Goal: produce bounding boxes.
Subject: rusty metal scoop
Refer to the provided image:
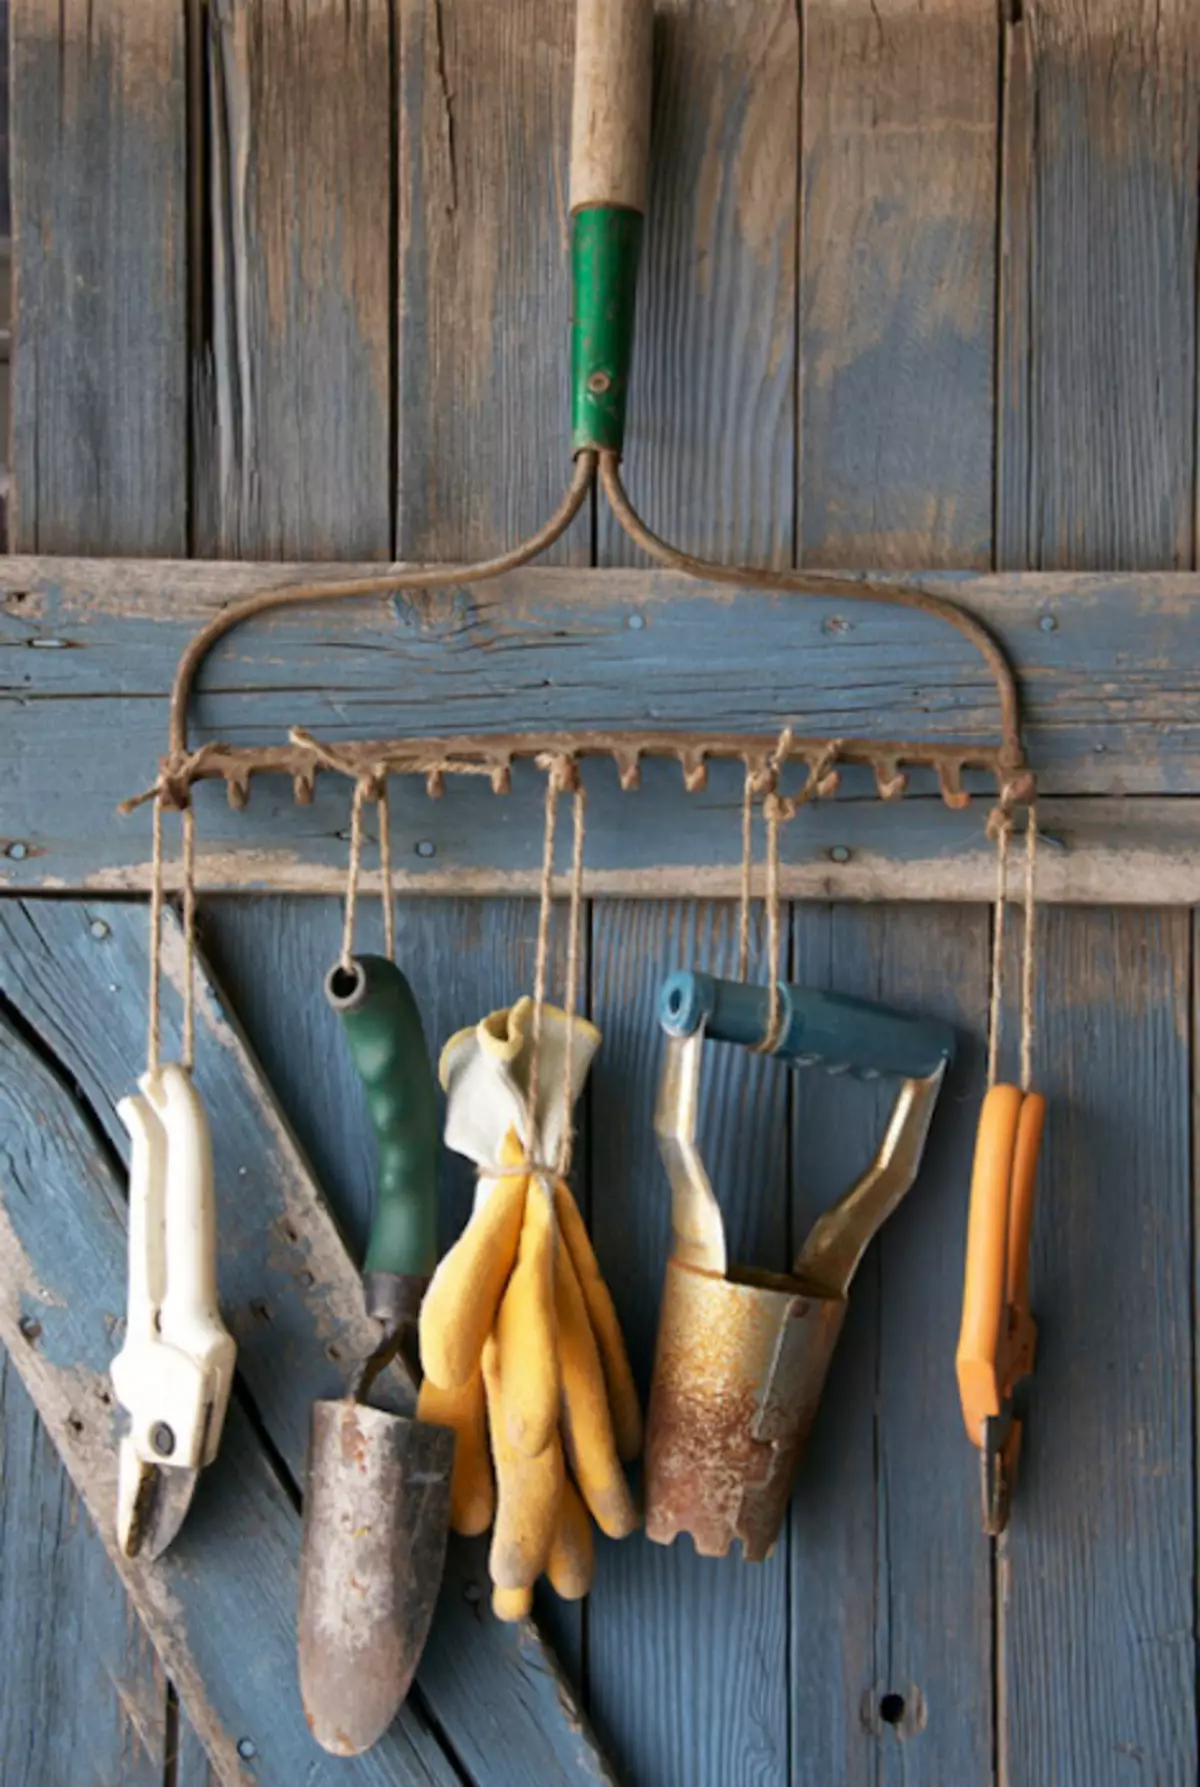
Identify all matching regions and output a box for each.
[645,970,955,1561]
[300,1335,453,1756]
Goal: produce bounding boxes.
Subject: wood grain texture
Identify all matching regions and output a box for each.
[0,897,612,1786]
[799,0,997,569]
[1002,911,1194,1784]
[602,0,798,567]
[788,906,991,1787]
[997,0,1200,571]
[0,1357,167,1787]
[395,0,587,562]
[0,993,460,1787]
[10,0,186,555]
[587,900,789,1787]
[196,0,393,559]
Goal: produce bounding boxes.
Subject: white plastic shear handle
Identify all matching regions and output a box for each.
[110,1065,237,1560]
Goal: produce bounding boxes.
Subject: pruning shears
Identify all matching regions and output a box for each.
[956,1083,1044,1535]
[111,1065,237,1560]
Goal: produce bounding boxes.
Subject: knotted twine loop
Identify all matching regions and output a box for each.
[119,742,227,816]
[145,792,201,1076]
[986,809,1012,1089]
[147,796,165,1076]
[378,776,395,963]
[523,754,587,1185]
[337,766,394,971]
[297,731,393,972]
[1020,803,1039,1093]
[736,730,842,1053]
[985,793,1039,1090]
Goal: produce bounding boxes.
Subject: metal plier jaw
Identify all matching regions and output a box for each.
[956,1083,1044,1535]
[110,1064,237,1560]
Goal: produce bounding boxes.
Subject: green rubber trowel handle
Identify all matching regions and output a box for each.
[325,955,439,1329]
[570,0,652,456]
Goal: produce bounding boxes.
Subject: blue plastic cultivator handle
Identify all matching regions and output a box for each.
[659,971,956,1083]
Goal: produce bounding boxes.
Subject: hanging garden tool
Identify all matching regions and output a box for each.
[112,1063,237,1560]
[417,762,642,1620]
[110,804,237,1562]
[298,777,454,1758]
[956,810,1044,1535]
[645,969,955,1560]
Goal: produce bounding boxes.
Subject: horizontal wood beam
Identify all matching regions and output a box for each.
[2,556,1197,900]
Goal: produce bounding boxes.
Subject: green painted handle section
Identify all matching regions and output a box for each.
[571,205,643,454]
[329,956,439,1281]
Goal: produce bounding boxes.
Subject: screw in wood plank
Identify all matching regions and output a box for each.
[415,839,437,859]
[1039,613,1058,632]
[6,841,27,860]
[151,1422,176,1457]
[237,1738,258,1760]
[89,918,111,940]
[828,845,852,864]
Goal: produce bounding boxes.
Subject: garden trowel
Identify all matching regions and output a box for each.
[298,956,454,1757]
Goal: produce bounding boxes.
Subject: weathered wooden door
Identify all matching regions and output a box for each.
[3,4,1198,1785]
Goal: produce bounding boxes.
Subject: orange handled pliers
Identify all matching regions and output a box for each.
[956,1084,1044,1535]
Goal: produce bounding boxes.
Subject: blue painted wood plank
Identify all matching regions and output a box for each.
[195,0,393,560]
[788,905,991,1787]
[600,0,798,570]
[587,900,790,1787]
[997,4,1199,571]
[11,1,187,555]
[799,1,999,570]
[0,1356,167,1787]
[395,0,587,566]
[0,897,613,1785]
[1003,910,1195,1782]
[0,996,459,1786]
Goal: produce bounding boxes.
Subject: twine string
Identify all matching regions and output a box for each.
[986,810,1012,1089]
[525,762,563,1167]
[760,792,786,1052]
[340,778,369,972]
[1020,805,1039,1093]
[521,757,588,1185]
[147,795,165,1076]
[377,771,395,963]
[737,762,755,983]
[986,798,1039,1091]
[751,731,841,1054]
[181,803,198,1071]
[557,784,587,1179]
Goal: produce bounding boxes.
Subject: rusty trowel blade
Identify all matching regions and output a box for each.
[298,1398,454,1756]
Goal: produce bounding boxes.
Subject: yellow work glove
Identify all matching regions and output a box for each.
[416,998,642,1619]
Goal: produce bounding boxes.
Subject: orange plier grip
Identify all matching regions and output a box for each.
[956,1084,1043,1446]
